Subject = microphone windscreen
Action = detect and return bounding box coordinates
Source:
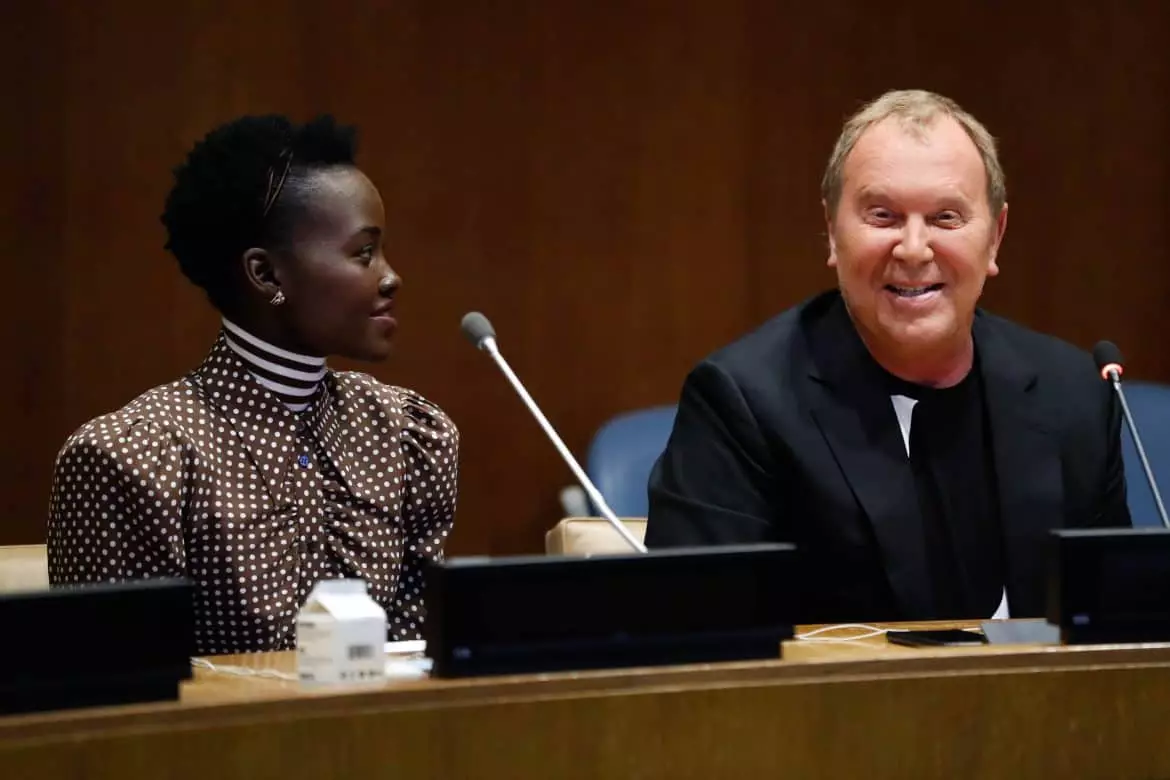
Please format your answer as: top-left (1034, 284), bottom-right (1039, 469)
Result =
top-left (1093, 340), bottom-right (1125, 372)
top-left (461, 312), bottom-right (497, 348)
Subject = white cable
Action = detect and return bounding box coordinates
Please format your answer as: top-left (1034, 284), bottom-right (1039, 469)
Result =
top-left (191, 657), bottom-right (299, 681)
top-left (795, 623), bottom-right (907, 642)
top-left (193, 641), bottom-right (432, 681)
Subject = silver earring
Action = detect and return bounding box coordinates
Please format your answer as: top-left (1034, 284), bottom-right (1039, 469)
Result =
top-left (270, 290), bottom-right (286, 306)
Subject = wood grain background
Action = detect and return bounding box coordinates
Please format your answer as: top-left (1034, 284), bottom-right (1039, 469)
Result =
top-left (3, 2), bottom-right (1168, 553)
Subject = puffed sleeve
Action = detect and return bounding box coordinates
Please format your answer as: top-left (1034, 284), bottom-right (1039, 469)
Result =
top-left (387, 390), bottom-right (459, 640)
top-left (47, 415), bottom-right (188, 584)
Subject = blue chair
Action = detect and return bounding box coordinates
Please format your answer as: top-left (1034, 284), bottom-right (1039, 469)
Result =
top-left (1118, 381), bottom-right (1170, 527)
top-left (559, 405), bottom-right (677, 518)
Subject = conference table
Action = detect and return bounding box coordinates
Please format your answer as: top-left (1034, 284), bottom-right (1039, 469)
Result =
top-left (2, 620), bottom-right (1169, 778)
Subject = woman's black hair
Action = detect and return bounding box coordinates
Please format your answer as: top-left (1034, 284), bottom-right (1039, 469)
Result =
top-left (160, 114), bottom-right (358, 311)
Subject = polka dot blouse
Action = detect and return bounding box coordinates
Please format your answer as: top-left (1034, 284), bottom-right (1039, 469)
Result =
top-left (47, 332), bottom-right (459, 656)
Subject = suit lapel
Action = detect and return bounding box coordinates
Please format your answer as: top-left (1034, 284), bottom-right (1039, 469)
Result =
top-left (810, 399), bottom-right (934, 617)
top-left (974, 316), bottom-right (1064, 615)
top-left (804, 298), bottom-right (934, 617)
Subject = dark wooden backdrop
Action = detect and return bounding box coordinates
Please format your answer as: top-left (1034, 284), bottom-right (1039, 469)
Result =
top-left (3, 2), bottom-right (1168, 554)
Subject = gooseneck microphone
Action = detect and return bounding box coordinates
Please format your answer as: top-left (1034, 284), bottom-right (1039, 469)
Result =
top-left (1093, 341), bottom-right (1170, 529)
top-left (461, 312), bottom-right (648, 553)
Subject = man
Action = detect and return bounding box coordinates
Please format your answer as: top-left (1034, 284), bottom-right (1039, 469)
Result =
top-left (645, 89), bottom-right (1129, 623)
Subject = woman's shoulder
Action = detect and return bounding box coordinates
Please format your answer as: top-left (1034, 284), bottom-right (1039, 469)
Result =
top-left (56, 379), bottom-right (200, 464)
top-left (331, 371), bottom-right (458, 439)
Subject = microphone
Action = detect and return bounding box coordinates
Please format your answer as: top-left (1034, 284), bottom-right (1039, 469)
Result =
top-left (460, 312), bottom-right (648, 553)
top-left (1093, 341), bottom-right (1170, 529)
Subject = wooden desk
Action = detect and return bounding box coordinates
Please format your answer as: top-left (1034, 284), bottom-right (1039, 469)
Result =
top-left (3, 622), bottom-right (1170, 778)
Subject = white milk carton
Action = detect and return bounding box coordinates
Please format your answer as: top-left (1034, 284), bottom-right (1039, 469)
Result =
top-left (296, 579), bottom-right (387, 686)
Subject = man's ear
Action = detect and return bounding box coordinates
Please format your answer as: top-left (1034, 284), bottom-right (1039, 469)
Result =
top-left (986, 202), bottom-right (1009, 278)
top-left (823, 199), bottom-right (838, 268)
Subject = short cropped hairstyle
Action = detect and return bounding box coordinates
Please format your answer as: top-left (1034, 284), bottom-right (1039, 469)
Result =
top-left (160, 114), bottom-right (358, 311)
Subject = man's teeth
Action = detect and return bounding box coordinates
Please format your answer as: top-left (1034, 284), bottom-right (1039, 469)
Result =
top-left (888, 284), bottom-right (939, 298)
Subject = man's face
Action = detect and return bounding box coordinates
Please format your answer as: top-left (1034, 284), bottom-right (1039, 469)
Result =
top-left (826, 116), bottom-right (1007, 367)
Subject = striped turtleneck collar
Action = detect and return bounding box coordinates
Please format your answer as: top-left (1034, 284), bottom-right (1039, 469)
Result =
top-left (221, 318), bottom-right (327, 413)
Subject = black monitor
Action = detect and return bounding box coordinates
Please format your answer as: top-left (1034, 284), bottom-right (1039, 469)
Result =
top-left (0, 578), bottom-right (194, 716)
top-left (1048, 528), bottom-right (1170, 644)
top-left (424, 543), bottom-right (798, 677)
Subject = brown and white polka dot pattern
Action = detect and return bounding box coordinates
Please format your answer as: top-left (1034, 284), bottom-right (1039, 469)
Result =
top-left (47, 333), bottom-right (459, 656)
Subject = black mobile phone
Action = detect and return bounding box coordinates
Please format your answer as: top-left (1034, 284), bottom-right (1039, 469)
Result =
top-left (886, 629), bottom-right (988, 647)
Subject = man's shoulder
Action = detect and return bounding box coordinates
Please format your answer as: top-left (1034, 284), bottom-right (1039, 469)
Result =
top-left (976, 309), bottom-right (1097, 380)
top-left (704, 291), bottom-right (831, 375)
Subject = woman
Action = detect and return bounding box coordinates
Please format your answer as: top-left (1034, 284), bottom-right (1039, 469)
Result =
top-left (47, 115), bottom-right (458, 655)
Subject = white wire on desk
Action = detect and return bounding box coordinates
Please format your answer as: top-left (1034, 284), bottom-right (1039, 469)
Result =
top-left (194, 630), bottom-right (910, 679)
top-left (191, 657), bottom-right (298, 681)
top-left (193, 642), bottom-right (433, 681)
top-left (795, 623), bottom-right (908, 642)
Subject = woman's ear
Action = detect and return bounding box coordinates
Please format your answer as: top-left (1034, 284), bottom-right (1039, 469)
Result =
top-left (242, 247), bottom-right (282, 301)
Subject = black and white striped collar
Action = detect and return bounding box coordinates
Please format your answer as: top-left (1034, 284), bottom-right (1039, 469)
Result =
top-left (221, 318), bottom-right (327, 413)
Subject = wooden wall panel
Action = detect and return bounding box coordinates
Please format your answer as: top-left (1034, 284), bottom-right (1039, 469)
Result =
top-left (2, 2), bottom-right (1169, 554)
top-left (1, 2), bottom-right (66, 539)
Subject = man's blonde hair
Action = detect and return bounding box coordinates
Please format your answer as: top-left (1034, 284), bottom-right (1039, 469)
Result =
top-left (821, 89), bottom-right (1006, 218)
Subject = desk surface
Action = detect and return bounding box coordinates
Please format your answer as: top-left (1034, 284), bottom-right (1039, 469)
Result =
top-left (4, 621), bottom-right (1170, 778)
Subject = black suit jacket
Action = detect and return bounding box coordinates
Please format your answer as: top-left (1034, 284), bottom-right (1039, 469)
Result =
top-left (646, 291), bottom-right (1130, 622)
